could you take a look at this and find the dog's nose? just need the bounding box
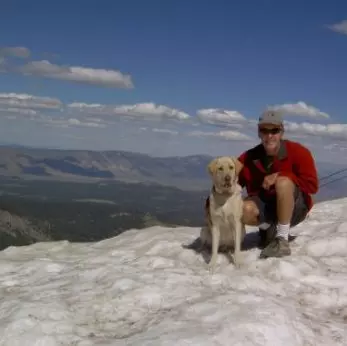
[225,175,231,181]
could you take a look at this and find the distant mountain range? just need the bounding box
[0,145,345,200]
[0,146,212,190]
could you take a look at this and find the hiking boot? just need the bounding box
[259,236,291,259]
[258,224,277,249]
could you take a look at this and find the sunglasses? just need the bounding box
[259,127,282,135]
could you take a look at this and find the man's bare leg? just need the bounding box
[259,176,294,258]
[242,200,260,226]
[275,176,295,241]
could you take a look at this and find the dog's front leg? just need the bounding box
[208,225,220,273]
[232,219,243,268]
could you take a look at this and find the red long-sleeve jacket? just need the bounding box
[237,139,319,211]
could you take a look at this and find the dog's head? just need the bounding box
[207,156,243,194]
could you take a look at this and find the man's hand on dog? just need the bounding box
[262,172,279,190]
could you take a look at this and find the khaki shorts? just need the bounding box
[245,186,309,227]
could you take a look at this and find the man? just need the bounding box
[237,109,319,258]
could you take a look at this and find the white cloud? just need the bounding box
[43,117,106,129]
[327,20,347,35]
[0,93,62,110]
[0,46,133,89]
[189,129,253,141]
[17,60,134,89]
[67,118,106,128]
[269,101,330,119]
[68,102,190,121]
[219,130,253,141]
[284,120,347,140]
[0,93,110,129]
[152,128,178,135]
[196,108,246,126]
[1,89,346,162]
[0,46,30,58]
[0,107,37,117]
[324,143,347,152]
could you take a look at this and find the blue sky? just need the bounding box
[0,0,347,163]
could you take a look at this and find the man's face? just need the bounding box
[258,124,283,154]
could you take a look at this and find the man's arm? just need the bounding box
[237,152,247,188]
[278,143,319,195]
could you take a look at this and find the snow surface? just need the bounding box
[1,199,347,345]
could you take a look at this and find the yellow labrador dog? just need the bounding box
[200,156,246,272]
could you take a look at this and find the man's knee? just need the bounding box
[275,176,295,194]
[242,199,259,225]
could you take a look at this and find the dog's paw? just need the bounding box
[232,253,244,269]
[234,261,242,269]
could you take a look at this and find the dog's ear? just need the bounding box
[207,158,218,175]
[232,157,244,176]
